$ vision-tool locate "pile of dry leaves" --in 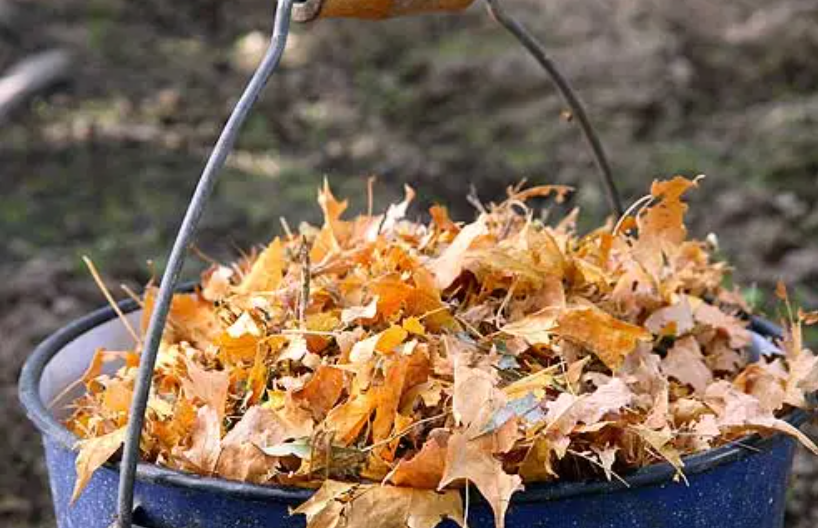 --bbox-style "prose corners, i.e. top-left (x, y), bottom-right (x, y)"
top-left (65, 177), bottom-right (818, 528)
